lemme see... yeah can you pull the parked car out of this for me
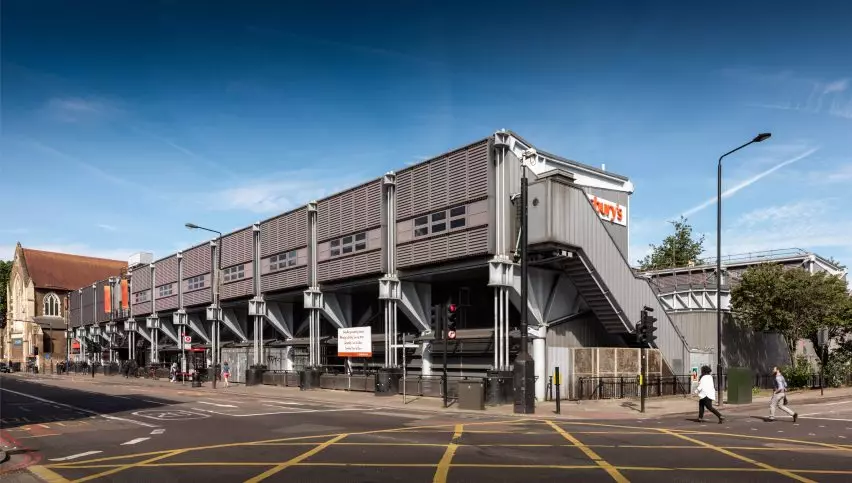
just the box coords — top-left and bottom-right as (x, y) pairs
(0, 362), (11, 373)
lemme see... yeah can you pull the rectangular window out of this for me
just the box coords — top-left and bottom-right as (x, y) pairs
(328, 232), (369, 258)
(413, 205), (468, 238)
(270, 251), (299, 271)
(223, 264), (246, 283)
(134, 290), (150, 303)
(287, 250), (298, 267)
(187, 275), (205, 291)
(158, 284), (173, 298)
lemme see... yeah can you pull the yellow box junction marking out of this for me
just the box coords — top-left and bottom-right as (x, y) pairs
(243, 434), (348, 483)
(545, 420), (628, 483)
(433, 424), (463, 483)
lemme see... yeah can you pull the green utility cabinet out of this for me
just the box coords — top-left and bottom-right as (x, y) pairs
(726, 367), (754, 404)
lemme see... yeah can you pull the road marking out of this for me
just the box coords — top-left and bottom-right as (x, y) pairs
(190, 407), (366, 417)
(197, 401), (238, 408)
(28, 465), (71, 482)
(140, 399), (166, 405)
(546, 420), (628, 482)
(113, 395), (131, 399)
(151, 429), (166, 435)
(74, 449), (187, 483)
(433, 424), (463, 483)
(659, 429), (816, 483)
(122, 437), (151, 445)
(0, 387), (157, 428)
(49, 451), (103, 461)
(258, 400), (303, 405)
(244, 434), (348, 483)
(133, 410), (209, 421)
(800, 416), (852, 422)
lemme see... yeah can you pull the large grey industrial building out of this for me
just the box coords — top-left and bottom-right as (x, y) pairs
(63, 130), (847, 401)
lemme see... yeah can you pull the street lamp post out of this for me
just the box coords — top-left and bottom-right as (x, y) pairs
(185, 223), (222, 389)
(716, 133), (771, 402)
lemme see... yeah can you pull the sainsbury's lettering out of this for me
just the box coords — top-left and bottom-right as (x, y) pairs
(587, 194), (627, 226)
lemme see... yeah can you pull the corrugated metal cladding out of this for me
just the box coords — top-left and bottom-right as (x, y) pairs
(69, 293), (81, 328)
(529, 178), (688, 373)
(156, 295), (178, 312)
(316, 180), (382, 243)
(81, 285), (94, 324)
(183, 244), (211, 279)
(221, 227), (254, 268)
(261, 207), (308, 257)
(261, 266), (308, 293)
(184, 287), (212, 307)
(397, 226), (489, 268)
(222, 278), (254, 300)
(395, 139), (490, 221)
(133, 301), (152, 316)
(155, 256), (179, 284)
(583, 187), (629, 260)
(131, 266), (151, 292)
(546, 313), (615, 349)
(669, 311), (717, 351)
(96, 280), (110, 323)
(317, 250), (382, 283)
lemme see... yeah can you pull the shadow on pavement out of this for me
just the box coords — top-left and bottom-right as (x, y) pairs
(0, 376), (181, 429)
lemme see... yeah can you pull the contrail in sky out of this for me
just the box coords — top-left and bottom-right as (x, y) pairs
(680, 146), (820, 217)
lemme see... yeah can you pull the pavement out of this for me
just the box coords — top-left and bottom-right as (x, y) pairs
(3, 372), (852, 482)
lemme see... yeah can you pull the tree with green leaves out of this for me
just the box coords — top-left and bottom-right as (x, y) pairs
(637, 215), (706, 270)
(730, 263), (851, 367)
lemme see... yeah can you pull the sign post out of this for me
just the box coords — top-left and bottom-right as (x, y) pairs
(391, 335), (417, 404)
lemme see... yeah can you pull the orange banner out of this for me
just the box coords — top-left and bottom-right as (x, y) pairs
(103, 286), (112, 313)
(120, 279), (129, 309)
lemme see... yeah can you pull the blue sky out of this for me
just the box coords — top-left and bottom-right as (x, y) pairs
(1, 1), (850, 272)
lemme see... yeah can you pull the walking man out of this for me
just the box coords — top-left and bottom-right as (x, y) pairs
(768, 366), (798, 422)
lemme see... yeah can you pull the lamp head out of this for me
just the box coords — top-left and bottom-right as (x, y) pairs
(753, 133), (772, 143)
(185, 223), (199, 229)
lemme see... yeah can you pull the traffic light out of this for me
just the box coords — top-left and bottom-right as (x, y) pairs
(637, 307), (658, 346)
(430, 303), (444, 340)
(445, 302), (458, 340)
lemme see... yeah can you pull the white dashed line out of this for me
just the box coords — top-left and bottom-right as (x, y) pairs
(49, 451), (102, 461)
(122, 437), (150, 445)
(197, 401), (238, 408)
(151, 429), (166, 435)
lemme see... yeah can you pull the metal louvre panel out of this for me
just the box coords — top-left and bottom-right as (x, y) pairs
(132, 301), (152, 316)
(261, 207), (308, 258)
(261, 266), (308, 293)
(155, 256), (179, 284)
(316, 250), (381, 283)
(316, 180), (382, 243)
(396, 170), (412, 219)
(184, 287), (212, 307)
(395, 139), (490, 222)
(397, 226), (489, 268)
(155, 295), (178, 312)
(221, 227), (254, 267)
(131, 267), (151, 292)
(70, 307), (80, 327)
(221, 278), (253, 300)
(81, 285), (94, 324)
(96, 280), (110, 323)
(183, 244), (211, 279)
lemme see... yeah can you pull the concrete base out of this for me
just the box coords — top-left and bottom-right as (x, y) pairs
(513, 354), (536, 414)
(300, 368), (321, 391)
(486, 370), (514, 405)
(245, 367), (266, 387)
(375, 368), (402, 396)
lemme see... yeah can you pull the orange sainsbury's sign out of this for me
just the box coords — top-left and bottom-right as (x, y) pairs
(588, 194), (627, 226)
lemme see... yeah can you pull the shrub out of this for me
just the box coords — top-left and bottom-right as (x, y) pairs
(781, 355), (813, 389)
(824, 350), (852, 388)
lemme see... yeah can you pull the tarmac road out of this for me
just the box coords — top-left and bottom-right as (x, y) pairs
(3, 373), (852, 482)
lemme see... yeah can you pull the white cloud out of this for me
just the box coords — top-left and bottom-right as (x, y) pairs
(823, 79), (849, 95)
(807, 163), (852, 184)
(204, 170), (366, 214)
(700, 200), (852, 267)
(680, 146), (820, 217)
(97, 224), (118, 232)
(41, 96), (121, 123)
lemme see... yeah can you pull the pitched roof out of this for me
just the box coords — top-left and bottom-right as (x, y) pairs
(21, 248), (126, 291)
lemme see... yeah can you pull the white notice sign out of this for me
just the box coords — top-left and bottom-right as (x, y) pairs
(337, 327), (372, 358)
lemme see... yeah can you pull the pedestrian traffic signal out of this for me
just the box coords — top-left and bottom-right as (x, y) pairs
(430, 303), (444, 340)
(445, 302), (458, 340)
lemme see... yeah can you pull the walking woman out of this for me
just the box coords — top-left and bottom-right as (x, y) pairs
(694, 365), (725, 423)
(222, 361), (230, 387)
